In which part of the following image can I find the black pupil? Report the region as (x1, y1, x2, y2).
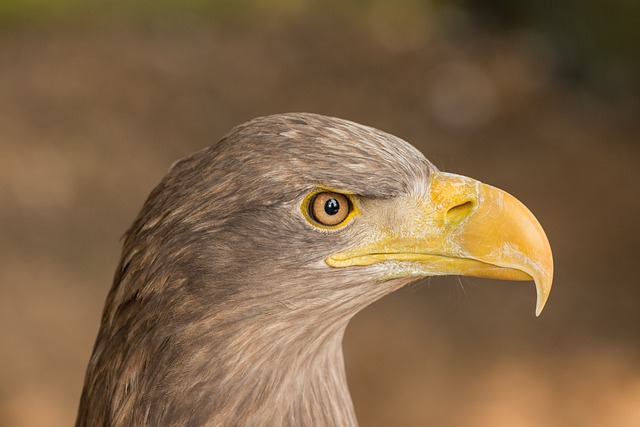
(324, 198, 340, 215)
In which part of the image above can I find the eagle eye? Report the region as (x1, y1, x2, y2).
(303, 190, 357, 228)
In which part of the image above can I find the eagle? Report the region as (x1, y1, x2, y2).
(76, 113, 553, 426)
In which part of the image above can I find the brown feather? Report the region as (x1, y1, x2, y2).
(76, 113, 437, 426)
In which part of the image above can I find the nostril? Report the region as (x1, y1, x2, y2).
(445, 200, 475, 222)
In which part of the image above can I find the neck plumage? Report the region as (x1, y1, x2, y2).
(77, 297, 360, 427)
(220, 327, 358, 426)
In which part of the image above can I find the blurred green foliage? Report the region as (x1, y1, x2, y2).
(0, 0, 637, 93)
(456, 0, 640, 90)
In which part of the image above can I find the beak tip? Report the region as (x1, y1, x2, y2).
(534, 280, 552, 317)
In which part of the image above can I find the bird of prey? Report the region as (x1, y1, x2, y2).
(76, 113, 553, 426)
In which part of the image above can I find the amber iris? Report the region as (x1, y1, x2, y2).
(310, 192, 351, 226)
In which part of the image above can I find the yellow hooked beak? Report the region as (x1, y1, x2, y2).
(326, 172, 553, 316)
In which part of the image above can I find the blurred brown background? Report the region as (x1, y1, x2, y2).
(1, 1, 639, 426)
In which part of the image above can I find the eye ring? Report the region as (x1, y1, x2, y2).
(302, 190, 358, 229)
